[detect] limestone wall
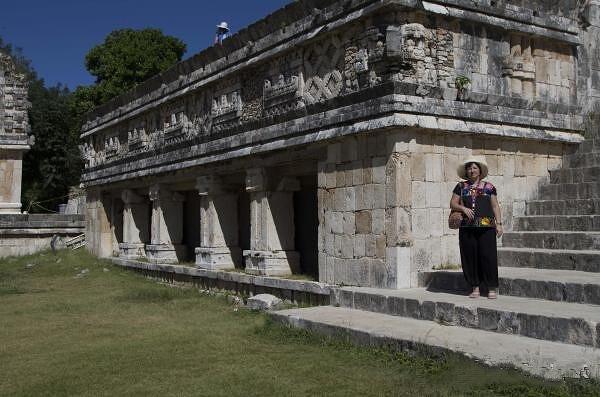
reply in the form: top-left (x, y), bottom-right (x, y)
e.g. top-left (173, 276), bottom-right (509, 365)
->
top-left (318, 131), bottom-right (567, 288)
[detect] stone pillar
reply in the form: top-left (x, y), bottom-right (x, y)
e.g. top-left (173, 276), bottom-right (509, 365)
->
top-left (0, 147), bottom-right (27, 213)
top-left (146, 184), bottom-right (186, 263)
top-left (119, 189), bottom-right (150, 259)
top-left (243, 168), bottom-right (300, 276)
top-left (195, 175), bottom-right (241, 270)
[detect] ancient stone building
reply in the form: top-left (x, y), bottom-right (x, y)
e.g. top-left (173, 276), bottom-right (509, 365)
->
top-left (0, 51), bottom-right (31, 213)
top-left (81, 0), bottom-right (599, 289)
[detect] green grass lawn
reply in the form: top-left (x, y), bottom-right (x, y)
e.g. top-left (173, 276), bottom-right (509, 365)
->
top-left (0, 250), bottom-right (598, 397)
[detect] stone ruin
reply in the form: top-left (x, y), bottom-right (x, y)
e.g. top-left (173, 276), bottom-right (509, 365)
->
top-left (0, 51), bottom-right (31, 214)
top-left (0, 52), bottom-right (85, 258)
top-left (80, 0), bottom-right (600, 289)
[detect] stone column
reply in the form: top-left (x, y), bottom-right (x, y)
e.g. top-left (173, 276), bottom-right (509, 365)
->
top-left (243, 168), bottom-right (300, 276)
top-left (0, 146), bottom-right (28, 213)
top-left (195, 175), bottom-right (241, 270)
top-left (119, 189), bottom-right (150, 259)
top-left (146, 184), bottom-right (186, 263)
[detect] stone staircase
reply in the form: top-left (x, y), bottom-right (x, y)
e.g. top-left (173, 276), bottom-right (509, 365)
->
top-left (270, 138), bottom-right (600, 379)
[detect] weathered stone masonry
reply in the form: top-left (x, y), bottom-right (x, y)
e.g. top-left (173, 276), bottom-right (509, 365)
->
top-left (81, 0), bottom-right (599, 288)
top-left (0, 51), bottom-right (31, 214)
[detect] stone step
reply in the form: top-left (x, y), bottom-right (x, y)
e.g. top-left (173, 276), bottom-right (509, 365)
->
top-left (526, 199), bottom-right (600, 215)
top-left (498, 247), bottom-right (600, 272)
top-left (539, 182), bottom-right (600, 200)
top-left (331, 287), bottom-right (600, 348)
top-left (565, 152), bottom-right (600, 168)
top-left (419, 267), bottom-right (600, 305)
top-left (502, 231), bottom-right (600, 250)
top-left (514, 215), bottom-right (600, 231)
top-left (550, 166), bottom-right (600, 184)
top-left (270, 306), bottom-right (600, 379)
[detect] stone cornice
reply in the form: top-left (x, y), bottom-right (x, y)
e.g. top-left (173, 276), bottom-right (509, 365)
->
top-left (81, 92), bottom-right (583, 187)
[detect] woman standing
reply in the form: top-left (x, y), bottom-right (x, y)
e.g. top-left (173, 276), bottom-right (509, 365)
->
top-left (450, 157), bottom-right (503, 299)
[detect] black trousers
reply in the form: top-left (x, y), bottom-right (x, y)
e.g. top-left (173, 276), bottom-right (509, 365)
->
top-left (459, 227), bottom-right (498, 288)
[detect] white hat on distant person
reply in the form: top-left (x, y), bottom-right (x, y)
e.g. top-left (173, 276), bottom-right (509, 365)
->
top-left (216, 22), bottom-right (229, 32)
top-left (457, 156), bottom-right (488, 180)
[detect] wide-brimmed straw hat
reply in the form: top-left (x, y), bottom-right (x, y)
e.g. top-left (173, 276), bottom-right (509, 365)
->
top-left (457, 156), bottom-right (488, 180)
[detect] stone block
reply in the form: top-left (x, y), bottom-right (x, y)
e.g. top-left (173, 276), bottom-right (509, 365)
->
top-left (372, 157), bottom-right (387, 184)
top-left (412, 182), bottom-right (426, 209)
top-left (425, 182), bottom-right (442, 208)
top-left (343, 212), bottom-right (355, 235)
top-left (363, 184), bottom-right (375, 209)
top-left (246, 294), bottom-right (282, 310)
top-left (331, 211), bottom-right (343, 234)
top-left (428, 208), bottom-right (444, 237)
top-left (372, 209), bottom-right (385, 235)
top-left (354, 234), bottom-right (366, 258)
top-left (348, 259), bottom-right (370, 286)
top-left (325, 232), bottom-right (335, 255)
top-left (341, 235), bottom-right (354, 259)
top-left (373, 184), bottom-right (386, 209)
top-left (387, 246), bottom-right (412, 288)
top-left (355, 210), bottom-right (372, 234)
top-left (411, 153), bottom-right (426, 181)
top-left (365, 235), bottom-right (377, 257)
top-left (352, 162), bottom-right (364, 185)
top-left (375, 235), bottom-right (386, 259)
top-left (412, 209), bottom-right (429, 239)
top-left (336, 167), bottom-right (347, 187)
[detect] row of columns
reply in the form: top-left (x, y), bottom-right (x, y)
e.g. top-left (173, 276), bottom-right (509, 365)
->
top-left (117, 168), bottom-right (300, 276)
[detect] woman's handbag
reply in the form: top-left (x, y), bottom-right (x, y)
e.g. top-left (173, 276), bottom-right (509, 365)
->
top-left (448, 210), bottom-right (463, 229)
top-left (448, 193), bottom-right (464, 229)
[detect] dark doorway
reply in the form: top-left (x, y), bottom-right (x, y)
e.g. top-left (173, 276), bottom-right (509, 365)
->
top-left (183, 191), bottom-right (201, 262)
top-left (237, 190), bottom-right (251, 269)
top-left (294, 176), bottom-right (318, 278)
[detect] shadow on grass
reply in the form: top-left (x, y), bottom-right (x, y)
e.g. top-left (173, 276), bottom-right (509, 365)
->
top-left (118, 285), bottom-right (200, 303)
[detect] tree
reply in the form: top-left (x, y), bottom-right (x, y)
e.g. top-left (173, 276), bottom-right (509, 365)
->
top-left (83, 28), bottom-right (186, 104)
top-left (23, 81), bottom-right (81, 212)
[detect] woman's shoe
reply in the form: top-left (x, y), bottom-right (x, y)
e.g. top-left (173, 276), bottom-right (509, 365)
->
top-left (488, 290), bottom-right (497, 299)
top-left (469, 288), bottom-right (480, 298)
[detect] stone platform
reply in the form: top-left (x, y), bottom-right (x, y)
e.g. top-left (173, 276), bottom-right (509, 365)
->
top-left (112, 258), bottom-right (331, 306)
top-left (270, 306), bottom-right (600, 380)
top-left (0, 214), bottom-right (86, 257)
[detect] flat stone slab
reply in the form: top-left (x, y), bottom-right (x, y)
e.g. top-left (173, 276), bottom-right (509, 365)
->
top-left (332, 287), bottom-right (600, 347)
top-left (270, 306), bottom-right (600, 379)
top-left (421, 267), bottom-right (600, 304)
top-left (503, 231), bottom-right (600, 250)
top-left (247, 294), bottom-right (282, 310)
top-left (498, 247), bottom-right (600, 272)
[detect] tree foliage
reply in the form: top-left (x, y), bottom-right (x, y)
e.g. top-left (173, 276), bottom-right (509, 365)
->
top-left (23, 81), bottom-right (82, 212)
top-left (83, 28), bottom-right (186, 104)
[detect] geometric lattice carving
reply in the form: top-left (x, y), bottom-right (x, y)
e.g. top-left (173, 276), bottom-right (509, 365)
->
top-left (303, 34), bottom-right (344, 104)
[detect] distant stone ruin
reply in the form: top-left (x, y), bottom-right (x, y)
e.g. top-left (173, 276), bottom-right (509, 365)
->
top-left (0, 53), bottom-right (85, 257)
top-left (80, 0), bottom-right (600, 288)
top-left (0, 51), bottom-right (31, 214)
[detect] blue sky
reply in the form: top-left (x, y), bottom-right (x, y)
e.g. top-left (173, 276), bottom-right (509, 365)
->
top-left (1, 0), bottom-right (291, 89)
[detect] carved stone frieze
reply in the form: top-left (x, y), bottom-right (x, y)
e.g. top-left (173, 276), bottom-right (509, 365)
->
top-left (303, 33), bottom-right (345, 104)
top-left (212, 90), bottom-right (242, 132)
top-left (0, 52), bottom-right (30, 135)
top-left (263, 74), bottom-right (305, 117)
top-left (127, 119), bottom-right (148, 154)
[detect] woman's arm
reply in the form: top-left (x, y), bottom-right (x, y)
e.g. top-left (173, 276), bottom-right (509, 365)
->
top-left (450, 193), bottom-right (474, 220)
top-left (491, 195), bottom-right (503, 237)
